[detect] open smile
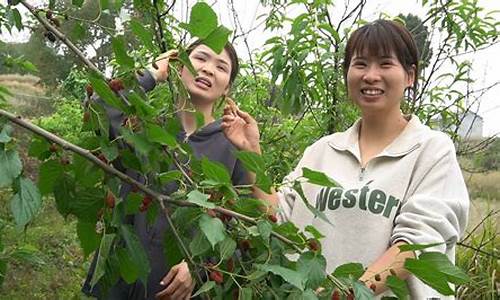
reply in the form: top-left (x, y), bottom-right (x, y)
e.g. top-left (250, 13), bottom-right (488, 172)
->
top-left (361, 88), bottom-right (384, 96)
top-left (194, 77), bottom-right (212, 89)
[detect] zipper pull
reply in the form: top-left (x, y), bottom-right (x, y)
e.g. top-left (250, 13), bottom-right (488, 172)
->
top-left (359, 167), bottom-right (365, 181)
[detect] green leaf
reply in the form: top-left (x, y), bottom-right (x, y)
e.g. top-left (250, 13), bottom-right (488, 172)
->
top-left (353, 280), bottom-right (375, 300)
top-left (232, 198), bottom-right (267, 218)
top-left (90, 233), bottom-right (115, 287)
top-left (417, 252), bottom-right (469, 284)
top-left (88, 73), bottom-right (125, 111)
top-left (10, 178), bottom-right (41, 229)
top-left (182, 2), bottom-right (218, 39)
top-left (257, 219), bottom-right (272, 245)
top-left (305, 225), bottom-right (325, 240)
top-left (0, 124), bottom-right (13, 143)
top-left (129, 19), bottom-right (155, 52)
top-left (11, 8), bottom-right (22, 31)
top-left (386, 275), bottom-right (409, 300)
top-left (293, 181), bottom-right (334, 227)
top-left (38, 159), bottom-right (64, 195)
top-left (77, 221), bottom-right (101, 258)
top-left (398, 242), bottom-right (444, 252)
top-left (192, 281), bottom-right (216, 298)
top-left (199, 214), bottom-right (226, 249)
top-left (201, 157), bottom-right (231, 184)
top-left (120, 225), bottom-right (151, 287)
top-left (0, 148), bottom-right (22, 188)
top-left (297, 252), bottom-right (326, 289)
top-left (121, 129), bottom-right (154, 155)
top-left (72, 0), bottom-right (84, 7)
top-left (128, 92), bottom-right (156, 118)
top-left (255, 171), bottom-right (273, 194)
top-left (302, 167), bottom-right (338, 188)
top-left (116, 247), bottom-right (140, 284)
top-left (177, 48), bottom-right (197, 76)
top-left (159, 170), bottom-right (182, 185)
top-left (112, 36), bottom-right (135, 69)
top-left (218, 237), bottom-right (236, 260)
top-left (404, 258), bottom-right (454, 295)
top-left (202, 26), bottom-right (231, 54)
top-left (53, 176), bottom-right (75, 216)
top-left (28, 137), bottom-right (50, 160)
top-left (235, 150), bottom-right (265, 173)
top-left (163, 230), bottom-right (184, 266)
top-left (256, 264), bottom-right (305, 291)
top-left (11, 244), bottom-right (44, 265)
top-left (189, 230), bottom-right (211, 257)
top-left (145, 123), bottom-right (178, 148)
top-left (239, 287), bottom-right (253, 300)
top-left (332, 262), bottom-right (364, 280)
top-left (187, 190), bottom-right (215, 209)
top-left (71, 189), bottom-right (104, 223)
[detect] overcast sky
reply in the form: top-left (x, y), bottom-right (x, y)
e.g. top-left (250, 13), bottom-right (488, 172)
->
top-left (2, 0), bottom-right (499, 136)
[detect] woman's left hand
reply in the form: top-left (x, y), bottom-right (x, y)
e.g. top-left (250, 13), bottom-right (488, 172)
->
top-left (221, 101), bottom-right (261, 154)
top-left (155, 261), bottom-right (194, 300)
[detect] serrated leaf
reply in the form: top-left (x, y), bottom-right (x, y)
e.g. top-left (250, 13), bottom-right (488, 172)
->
top-left (53, 176), bottom-right (74, 216)
top-left (305, 225), bottom-right (325, 240)
top-left (121, 225), bottom-right (150, 287)
top-left (293, 181), bottom-right (334, 227)
top-left (199, 214), bottom-right (226, 249)
top-left (116, 247), bottom-right (139, 284)
top-left (183, 2), bottom-right (217, 39)
top-left (11, 244), bottom-right (44, 265)
top-left (187, 190), bottom-right (215, 208)
top-left (404, 258), bottom-right (454, 295)
top-left (332, 262), bottom-right (364, 280)
top-left (386, 275), bottom-right (409, 300)
top-left (235, 150), bottom-right (265, 173)
top-left (159, 170), bottom-right (182, 185)
top-left (128, 91), bottom-right (156, 118)
top-left (192, 281), bottom-right (216, 298)
top-left (145, 123), bottom-right (177, 148)
top-left (0, 148), bottom-right (22, 188)
top-left (256, 264), bottom-right (306, 291)
top-left (218, 237), bottom-right (236, 260)
top-left (418, 252), bottom-right (469, 284)
top-left (177, 48), bottom-right (197, 76)
top-left (77, 220), bottom-right (101, 258)
top-left (71, 21), bottom-right (86, 40)
top-left (28, 138), bottom-right (50, 160)
top-left (10, 178), bottom-right (41, 229)
top-left (38, 159), bottom-right (63, 195)
top-left (90, 233), bottom-right (115, 287)
top-left (0, 124), bottom-right (12, 143)
top-left (163, 229), bottom-right (184, 266)
top-left (297, 252), bottom-right (326, 289)
top-left (203, 25), bottom-right (231, 54)
top-left (121, 129), bottom-right (154, 155)
top-left (11, 8), bottom-right (22, 31)
top-left (256, 170), bottom-right (273, 194)
top-left (302, 167), bottom-right (338, 187)
top-left (88, 73), bottom-right (125, 111)
top-left (201, 157), bottom-right (231, 184)
top-left (130, 19), bottom-right (155, 52)
top-left (257, 220), bottom-right (272, 245)
top-left (353, 280), bottom-right (375, 300)
top-left (71, 188), bottom-right (104, 223)
top-left (239, 287), bottom-right (253, 300)
top-left (189, 230), bottom-right (211, 257)
top-left (112, 36), bottom-right (135, 69)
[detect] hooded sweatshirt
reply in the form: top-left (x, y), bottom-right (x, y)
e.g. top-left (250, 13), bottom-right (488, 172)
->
top-left (82, 70), bottom-right (247, 299)
top-left (277, 115), bottom-right (469, 299)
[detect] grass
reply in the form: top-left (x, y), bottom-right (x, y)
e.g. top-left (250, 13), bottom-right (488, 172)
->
top-left (0, 192), bottom-right (91, 300)
top-left (464, 170), bottom-right (500, 201)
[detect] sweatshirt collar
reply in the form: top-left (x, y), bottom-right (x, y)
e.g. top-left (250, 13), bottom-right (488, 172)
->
top-left (328, 114), bottom-right (424, 159)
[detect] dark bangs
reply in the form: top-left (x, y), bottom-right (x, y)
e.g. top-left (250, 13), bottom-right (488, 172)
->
top-left (343, 20), bottom-right (419, 86)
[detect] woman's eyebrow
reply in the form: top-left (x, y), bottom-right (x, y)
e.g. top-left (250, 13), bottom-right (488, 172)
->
top-left (196, 50), bottom-right (230, 66)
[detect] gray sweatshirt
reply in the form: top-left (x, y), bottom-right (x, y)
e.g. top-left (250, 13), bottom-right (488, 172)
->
top-left (277, 115), bottom-right (469, 299)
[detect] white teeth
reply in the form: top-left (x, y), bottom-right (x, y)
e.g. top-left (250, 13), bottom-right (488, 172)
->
top-left (196, 78), bottom-right (212, 87)
top-left (362, 89), bottom-right (383, 95)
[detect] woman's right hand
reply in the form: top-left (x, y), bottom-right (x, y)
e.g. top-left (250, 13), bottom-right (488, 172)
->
top-left (221, 102), bottom-right (261, 154)
top-left (149, 50), bottom-right (178, 82)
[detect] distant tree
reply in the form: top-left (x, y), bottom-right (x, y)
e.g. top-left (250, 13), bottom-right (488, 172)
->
top-left (398, 13), bottom-right (432, 70)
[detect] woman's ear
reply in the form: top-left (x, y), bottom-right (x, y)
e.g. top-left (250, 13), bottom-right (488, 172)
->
top-left (407, 64), bottom-right (416, 88)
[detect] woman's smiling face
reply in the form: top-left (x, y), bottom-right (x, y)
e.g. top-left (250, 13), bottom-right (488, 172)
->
top-left (347, 51), bottom-right (415, 114)
top-left (181, 44), bottom-right (232, 105)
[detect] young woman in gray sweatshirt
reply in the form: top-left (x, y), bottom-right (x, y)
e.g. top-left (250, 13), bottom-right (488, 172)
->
top-left (222, 20), bottom-right (469, 299)
top-left (82, 41), bottom-right (248, 300)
